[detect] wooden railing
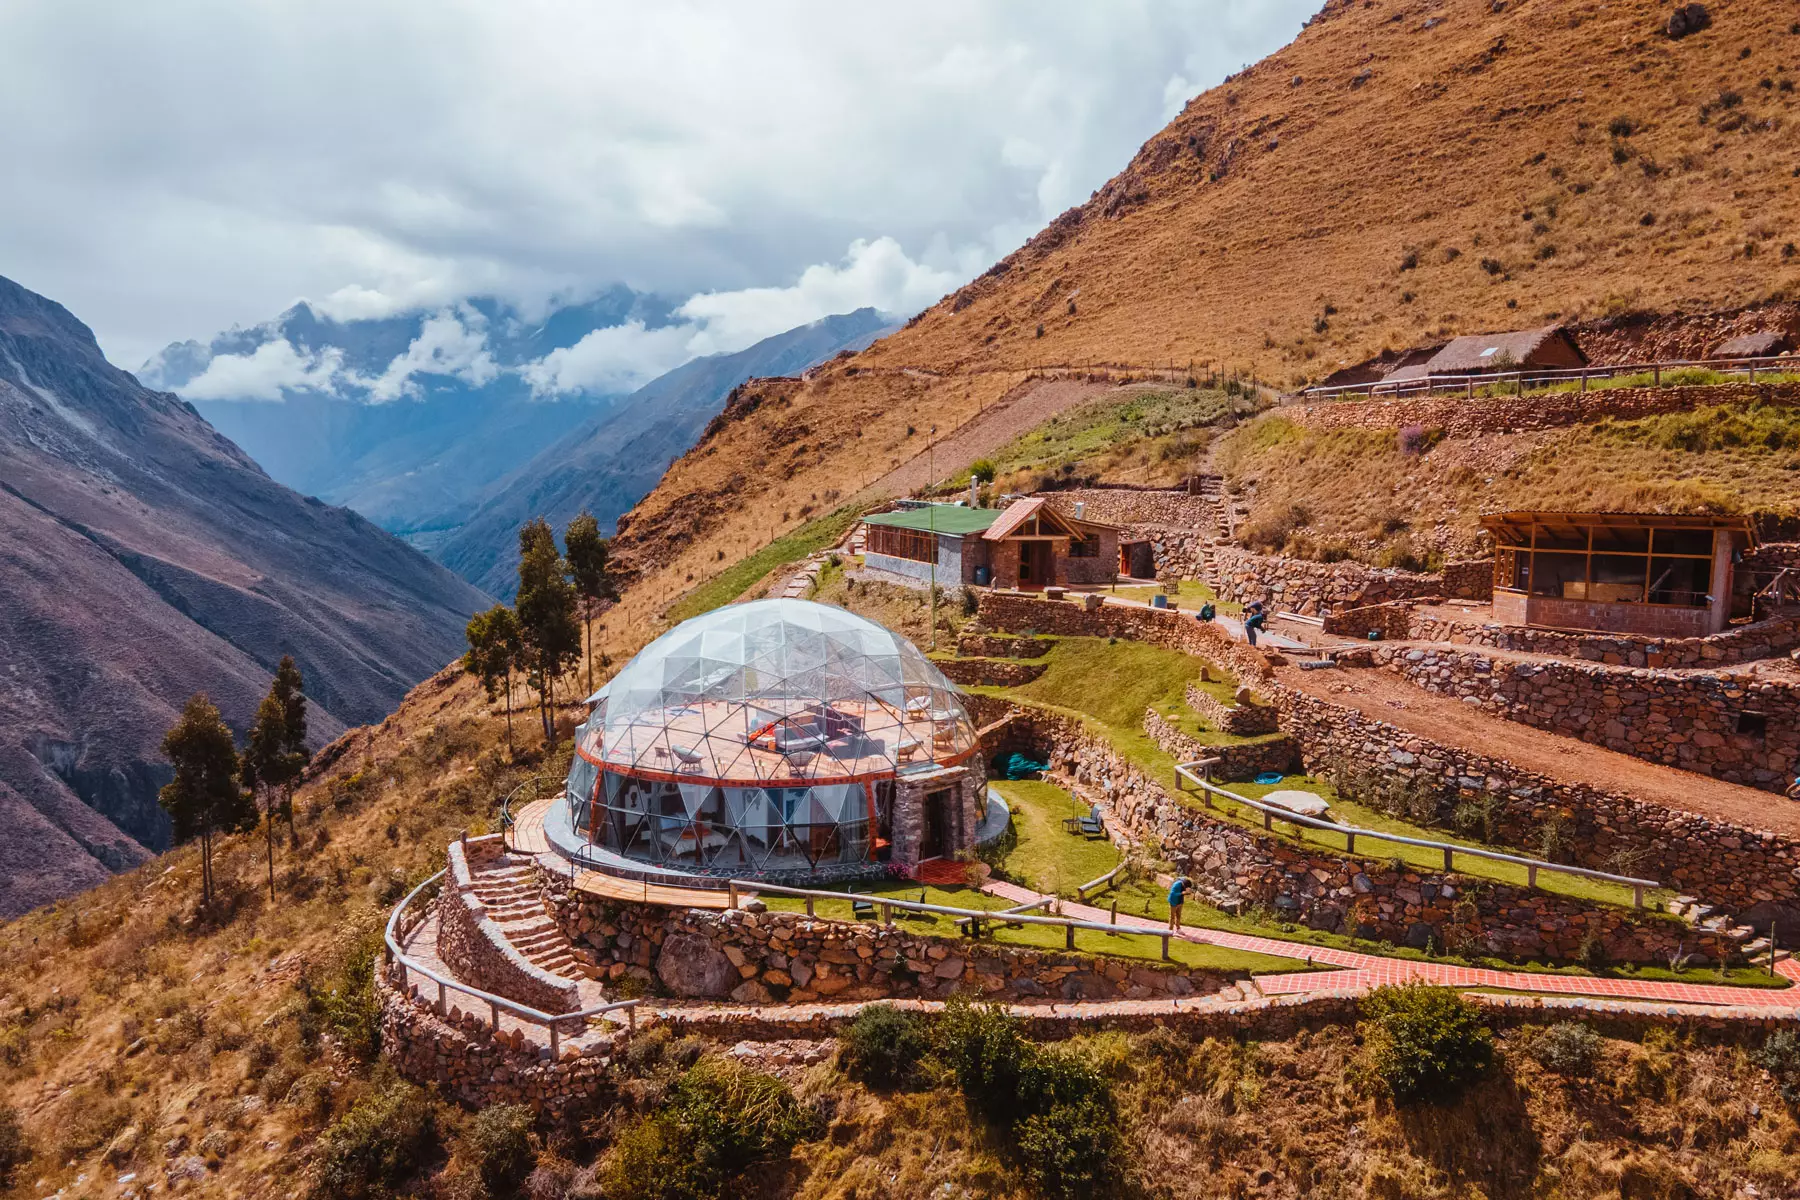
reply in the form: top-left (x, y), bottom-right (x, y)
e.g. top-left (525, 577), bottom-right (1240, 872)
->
top-left (383, 870), bottom-right (641, 1057)
top-left (1173, 762), bottom-right (1659, 908)
top-left (730, 879), bottom-right (1184, 961)
top-left (1300, 354), bottom-right (1798, 402)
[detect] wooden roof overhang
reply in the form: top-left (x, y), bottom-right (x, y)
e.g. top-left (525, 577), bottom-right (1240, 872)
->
top-left (984, 497), bottom-right (1119, 542)
top-left (1480, 510), bottom-right (1756, 551)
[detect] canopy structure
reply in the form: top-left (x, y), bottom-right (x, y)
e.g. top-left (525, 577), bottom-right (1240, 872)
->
top-left (564, 599), bottom-right (979, 875)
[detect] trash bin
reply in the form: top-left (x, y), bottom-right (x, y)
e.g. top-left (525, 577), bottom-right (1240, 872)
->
top-left (973, 565), bottom-right (991, 586)
top-left (1151, 594), bottom-right (1168, 609)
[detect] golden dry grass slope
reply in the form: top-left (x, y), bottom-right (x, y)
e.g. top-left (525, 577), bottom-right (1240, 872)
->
top-left (606, 0), bottom-right (1800, 637)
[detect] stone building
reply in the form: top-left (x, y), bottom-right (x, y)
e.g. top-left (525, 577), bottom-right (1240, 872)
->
top-left (549, 599), bottom-right (990, 882)
top-left (862, 497), bottom-right (1120, 589)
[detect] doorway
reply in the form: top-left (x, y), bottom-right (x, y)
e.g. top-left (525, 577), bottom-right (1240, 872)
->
top-left (1018, 541), bottom-right (1053, 589)
top-left (920, 789), bottom-right (951, 859)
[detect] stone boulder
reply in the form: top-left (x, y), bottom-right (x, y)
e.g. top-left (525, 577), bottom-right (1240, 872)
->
top-left (655, 933), bottom-right (738, 998)
top-left (1667, 3), bottom-right (1709, 37)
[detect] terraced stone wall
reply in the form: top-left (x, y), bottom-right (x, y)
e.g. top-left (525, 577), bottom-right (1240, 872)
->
top-left (1142, 708), bottom-right (1296, 779)
top-left (1288, 381), bottom-right (1800, 439)
top-left (1373, 645), bottom-right (1800, 793)
top-left (438, 838), bottom-right (581, 1015)
top-left (1206, 546), bottom-right (1471, 615)
top-left (936, 657), bottom-right (1047, 687)
top-left (984, 703), bottom-right (1720, 964)
top-left (1270, 685), bottom-right (1800, 928)
top-left (976, 591), bottom-right (1276, 685)
top-left (1184, 681), bottom-right (1281, 735)
top-left (540, 876), bottom-right (1236, 1004)
top-left (1408, 610), bottom-right (1800, 670)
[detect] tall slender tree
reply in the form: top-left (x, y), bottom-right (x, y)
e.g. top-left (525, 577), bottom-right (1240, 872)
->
top-left (514, 518), bottom-right (581, 749)
top-left (269, 655), bottom-right (310, 834)
top-left (464, 604), bottom-right (523, 755)
top-left (159, 694), bottom-right (256, 906)
top-left (563, 510), bottom-right (619, 697)
top-left (241, 693), bottom-right (287, 900)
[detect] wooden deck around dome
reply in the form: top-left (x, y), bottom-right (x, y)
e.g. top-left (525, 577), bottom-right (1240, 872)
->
top-left (511, 794), bottom-right (733, 909)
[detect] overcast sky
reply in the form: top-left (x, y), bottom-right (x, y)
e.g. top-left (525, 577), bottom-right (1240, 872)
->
top-left (0, 1), bottom-right (1316, 374)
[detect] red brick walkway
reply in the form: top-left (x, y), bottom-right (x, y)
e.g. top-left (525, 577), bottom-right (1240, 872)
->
top-left (982, 879), bottom-right (1800, 1007)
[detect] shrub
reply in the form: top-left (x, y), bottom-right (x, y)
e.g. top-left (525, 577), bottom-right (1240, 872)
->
top-left (1531, 1022), bottom-right (1603, 1076)
top-left (0, 1103), bottom-right (28, 1188)
top-left (301, 925), bottom-right (384, 1063)
top-left (308, 1078), bottom-right (438, 1199)
top-left (1398, 423), bottom-right (1428, 455)
top-left (466, 1104), bottom-right (535, 1194)
top-left (935, 995), bottom-right (1029, 1116)
top-left (969, 458), bottom-right (997, 484)
top-left (1359, 985), bottom-right (1494, 1104)
top-left (1480, 257), bottom-right (1505, 276)
top-left (599, 1057), bottom-right (817, 1200)
top-left (1608, 114), bottom-right (1638, 137)
top-left (839, 1004), bottom-right (930, 1089)
top-left (1755, 1030), bottom-right (1800, 1104)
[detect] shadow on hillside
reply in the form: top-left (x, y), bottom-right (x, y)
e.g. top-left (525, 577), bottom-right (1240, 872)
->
top-left (1393, 1070), bottom-right (1541, 1200)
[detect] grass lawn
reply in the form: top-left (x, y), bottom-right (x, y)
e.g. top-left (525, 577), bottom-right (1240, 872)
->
top-left (664, 502), bottom-right (866, 623)
top-left (1111, 579), bottom-right (1241, 615)
top-left (988, 778), bottom-right (1120, 898)
top-left (990, 636), bottom-right (1213, 730)
top-left (758, 880), bottom-right (1295, 974)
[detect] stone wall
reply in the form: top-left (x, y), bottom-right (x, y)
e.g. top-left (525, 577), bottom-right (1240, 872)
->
top-left (540, 876), bottom-right (1237, 1004)
top-left (956, 632), bottom-right (1053, 658)
top-left (1289, 381), bottom-right (1800, 439)
top-left (1266, 683), bottom-right (1800, 927)
top-left (1373, 645), bottom-right (1800, 792)
top-left (984, 703), bottom-right (1716, 964)
top-left (1410, 609), bottom-right (1800, 670)
top-left (438, 839), bottom-right (582, 1015)
top-left (378, 969), bottom-right (615, 1115)
top-left (1206, 546), bottom-right (1457, 615)
top-left (1035, 490), bottom-right (1218, 580)
top-left (1322, 599), bottom-right (1418, 641)
top-left (1185, 681), bottom-right (1281, 735)
top-left (1143, 708), bottom-right (1296, 779)
top-left (936, 657), bottom-right (1048, 687)
top-left (1440, 559), bottom-right (1496, 601)
top-left (975, 591), bottom-right (1276, 686)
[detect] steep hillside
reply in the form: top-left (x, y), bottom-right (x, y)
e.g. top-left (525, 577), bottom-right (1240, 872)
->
top-left (439, 308), bottom-right (894, 598)
top-left (598, 0), bottom-right (1800, 634)
top-left (0, 275), bottom-right (492, 916)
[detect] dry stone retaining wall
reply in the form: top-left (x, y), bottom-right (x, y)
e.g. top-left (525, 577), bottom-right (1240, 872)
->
top-left (1409, 609), bottom-right (1800, 670)
top-left (1206, 546), bottom-right (1487, 614)
top-left (936, 657), bottom-right (1047, 687)
top-left (1185, 681), bottom-right (1281, 736)
top-left (438, 839), bottom-right (581, 1014)
top-left (1143, 708), bottom-right (1297, 779)
top-left (540, 876), bottom-right (1236, 1004)
top-left (1373, 645), bottom-right (1800, 793)
top-left (981, 702), bottom-right (1716, 964)
top-left (976, 591), bottom-right (1276, 686)
top-left (1268, 685), bottom-right (1800, 927)
top-left (1288, 381), bottom-right (1800, 439)
top-left (956, 632), bottom-right (1052, 658)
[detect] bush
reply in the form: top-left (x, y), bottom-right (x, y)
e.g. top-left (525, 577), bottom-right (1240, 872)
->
top-left (303, 927), bottom-right (384, 1062)
top-left (1359, 985), bottom-right (1494, 1104)
top-left (969, 458), bottom-right (997, 484)
top-left (1531, 1022), bottom-right (1602, 1076)
top-left (839, 1004), bottom-right (930, 1089)
top-left (308, 1078), bottom-right (438, 1199)
top-left (1755, 1030), bottom-right (1800, 1104)
top-left (466, 1104), bottom-right (535, 1193)
top-left (0, 1103), bottom-right (28, 1188)
top-left (935, 995), bottom-right (1030, 1117)
top-left (599, 1057), bottom-right (817, 1200)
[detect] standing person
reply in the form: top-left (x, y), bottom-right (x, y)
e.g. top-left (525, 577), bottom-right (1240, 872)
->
top-left (1243, 600), bottom-right (1268, 647)
top-left (1167, 875), bottom-right (1189, 932)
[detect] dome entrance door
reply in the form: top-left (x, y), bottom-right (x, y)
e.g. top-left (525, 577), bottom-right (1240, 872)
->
top-left (921, 788), bottom-right (952, 859)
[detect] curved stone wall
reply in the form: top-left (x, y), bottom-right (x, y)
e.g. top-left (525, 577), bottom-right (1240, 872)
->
top-left (438, 838), bottom-right (582, 1014)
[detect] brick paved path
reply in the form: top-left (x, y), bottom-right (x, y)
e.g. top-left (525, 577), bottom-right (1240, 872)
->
top-left (982, 879), bottom-right (1800, 1007)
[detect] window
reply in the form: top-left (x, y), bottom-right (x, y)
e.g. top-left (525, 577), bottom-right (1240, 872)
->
top-left (1494, 522), bottom-right (1721, 608)
top-left (1735, 711), bottom-right (1769, 738)
top-left (865, 524), bottom-right (937, 564)
top-left (1068, 536), bottom-right (1100, 558)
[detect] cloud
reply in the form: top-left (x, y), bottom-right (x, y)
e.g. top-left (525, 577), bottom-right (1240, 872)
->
top-left (359, 308), bottom-right (499, 403)
top-left (0, 2), bottom-right (1318, 369)
top-left (178, 338), bottom-right (345, 402)
top-left (520, 320), bottom-right (694, 396)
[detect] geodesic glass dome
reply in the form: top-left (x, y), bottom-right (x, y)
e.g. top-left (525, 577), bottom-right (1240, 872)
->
top-left (564, 599), bottom-right (977, 873)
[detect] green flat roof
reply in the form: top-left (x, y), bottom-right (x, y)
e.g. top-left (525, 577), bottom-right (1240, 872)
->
top-left (862, 506), bottom-right (1000, 536)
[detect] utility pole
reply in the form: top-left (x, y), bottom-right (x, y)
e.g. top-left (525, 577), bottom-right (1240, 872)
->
top-left (928, 425), bottom-right (938, 649)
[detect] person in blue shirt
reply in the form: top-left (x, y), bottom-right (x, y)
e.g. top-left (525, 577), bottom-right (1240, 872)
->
top-left (1167, 876), bottom-right (1189, 931)
top-left (1197, 601), bottom-right (1216, 622)
top-left (1243, 600), bottom-right (1268, 647)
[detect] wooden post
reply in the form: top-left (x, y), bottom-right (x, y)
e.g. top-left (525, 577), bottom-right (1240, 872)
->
top-left (550, 1023), bottom-right (560, 1059)
top-left (1654, 365), bottom-right (1661, 386)
top-left (879, 903), bottom-right (891, 925)
top-left (728, 881), bottom-right (739, 910)
top-left (1527, 864), bottom-right (1538, 889)
top-left (1066, 923), bottom-right (1076, 950)
top-left (489, 1000), bottom-right (499, 1030)
top-left (1263, 810), bottom-right (1273, 831)
top-left (1580, 370), bottom-right (1587, 393)
top-left (805, 896), bottom-right (815, 917)
top-left (628, 1005), bottom-right (638, 1032)
top-left (436, 980), bottom-right (446, 1015)
top-left (1110, 899), bottom-right (1119, 926)
top-left (1161, 933), bottom-right (1172, 962)
top-left (1442, 847), bottom-right (1454, 872)
top-left (1345, 831), bottom-right (1356, 854)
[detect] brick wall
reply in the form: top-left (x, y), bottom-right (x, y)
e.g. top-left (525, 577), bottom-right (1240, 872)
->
top-left (1373, 645), bottom-right (1800, 793)
top-left (437, 839), bottom-right (582, 1015)
top-left (1289, 381), bottom-right (1800, 439)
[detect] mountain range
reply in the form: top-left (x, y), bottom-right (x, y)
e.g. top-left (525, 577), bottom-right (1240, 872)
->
top-left (0, 274), bottom-right (492, 917)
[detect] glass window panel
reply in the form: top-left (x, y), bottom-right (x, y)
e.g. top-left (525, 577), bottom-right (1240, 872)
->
top-left (1590, 554), bottom-right (1648, 603)
top-left (1527, 551), bottom-right (1588, 598)
top-left (1648, 557), bottom-right (1711, 606)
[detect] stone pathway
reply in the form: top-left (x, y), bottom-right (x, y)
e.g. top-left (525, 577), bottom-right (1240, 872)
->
top-left (981, 878), bottom-right (1800, 1007)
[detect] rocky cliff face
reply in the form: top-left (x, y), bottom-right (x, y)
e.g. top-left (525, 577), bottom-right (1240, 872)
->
top-left (0, 274), bottom-right (493, 915)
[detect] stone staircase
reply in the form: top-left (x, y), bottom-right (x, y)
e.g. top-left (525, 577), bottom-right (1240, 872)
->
top-left (1667, 895), bottom-right (1787, 963)
top-left (469, 856), bottom-right (588, 980)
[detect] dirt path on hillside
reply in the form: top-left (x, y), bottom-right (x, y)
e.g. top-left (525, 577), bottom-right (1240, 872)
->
top-left (854, 378), bottom-right (1115, 498)
top-left (1278, 662), bottom-right (1800, 840)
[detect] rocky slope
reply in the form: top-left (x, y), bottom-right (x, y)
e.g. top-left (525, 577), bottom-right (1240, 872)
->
top-left (438, 308), bottom-right (894, 598)
top-left (0, 274), bottom-right (492, 916)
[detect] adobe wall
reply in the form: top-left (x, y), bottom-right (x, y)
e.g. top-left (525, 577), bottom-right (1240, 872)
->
top-left (1373, 646), bottom-right (1800, 793)
top-left (983, 702), bottom-right (1716, 964)
top-left (1207, 546), bottom-right (1490, 615)
top-left (540, 877), bottom-right (1237, 1004)
top-left (1268, 685), bottom-right (1800, 927)
top-left (1288, 381), bottom-right (1800, 439)
top-left (438, 839), bottom-right (582, 1015)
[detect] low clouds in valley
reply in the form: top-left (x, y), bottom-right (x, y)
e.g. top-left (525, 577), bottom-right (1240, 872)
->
top-left (0, 1), bottom-right (1316, 387)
